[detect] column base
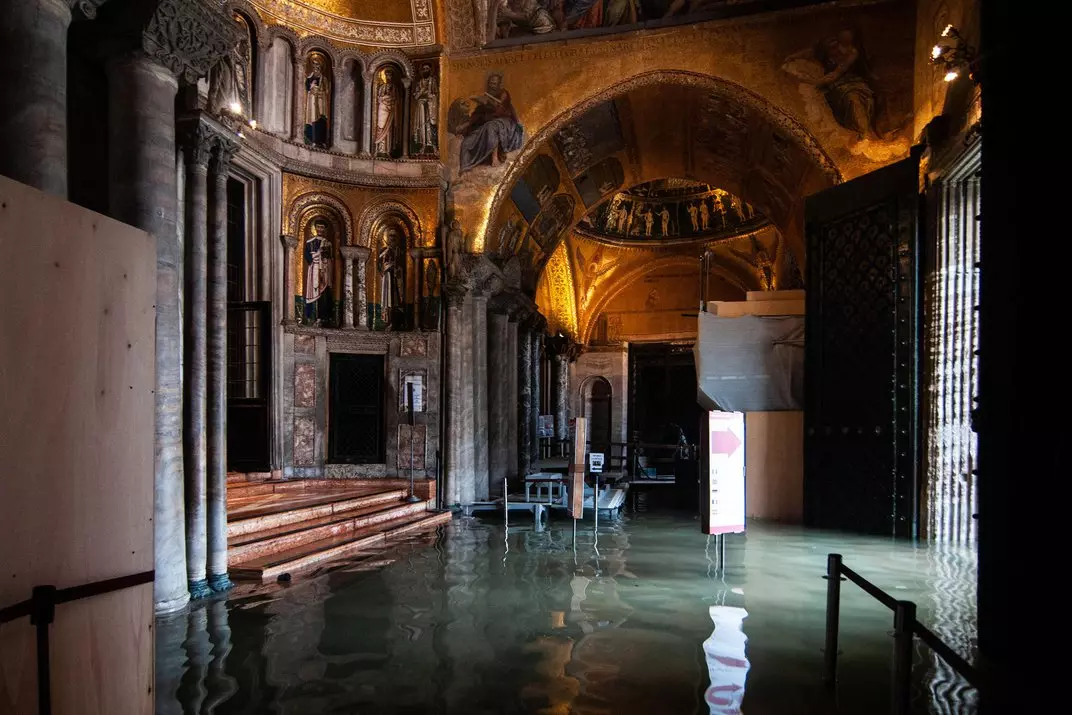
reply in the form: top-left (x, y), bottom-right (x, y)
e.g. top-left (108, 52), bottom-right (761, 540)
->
top-left (153, 591), bottom-right (191, 615)
top-left (188, 579), bottom-right (212, 600)
top-left (208, 573), bottom-right (234, 593)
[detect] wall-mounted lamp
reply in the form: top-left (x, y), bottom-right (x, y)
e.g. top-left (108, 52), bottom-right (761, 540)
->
top-left (930, 24), bottom-right (978, 83)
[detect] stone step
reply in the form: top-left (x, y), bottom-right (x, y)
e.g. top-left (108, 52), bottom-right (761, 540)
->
top-left (228, 499), bottom-right (432, 564)
top-left (227, 488), bottom-right (407, 538)
top-left (230, 510), bottom-right (452, 583)
top-left (226, 478), bottom-right (349, 499)
top-left (227, 471), bottom-right (272, 485)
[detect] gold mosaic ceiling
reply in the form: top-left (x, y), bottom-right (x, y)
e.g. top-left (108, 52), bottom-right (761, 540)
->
top-left (577, 179), bottom-right (768, 245)
top-left (249, 0), bottom-right (434, 47)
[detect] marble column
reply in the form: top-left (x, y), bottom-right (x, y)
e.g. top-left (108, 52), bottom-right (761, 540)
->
top-left (487, 308), bottom-right (510, 495)
top-left (506, 316), bottom-right (520, 478)
top-left (181, 124), bottom-right (212, 601)
top-left (554, 353), bottom-right (570, 448)
top-left (0, 0), bottom-right (72, 196)
top-left (361, 72), bottom-right (374, 155)
top-left (530, 330), bottom-right (541, 463)
top-left (517, 321), bottom-right (533, 476)
top-left (207, 138), bottom-right (236, 593)
top-left (107, 52), bottom-right (187, 613)
top-left (401, 78), bottom-right (412, 158)
top-left (291, 55), bottom-right (304, 141)
top-left (444, 287), bottom-right (472, 505)
top-left (281, 235), bottom-right (298, 324)
top-left (340, 246), bottom-right (358, 328)
top-left (471, 291), bottom-right (490, 501)
top-left (355, 246), bottom-right (370, 328)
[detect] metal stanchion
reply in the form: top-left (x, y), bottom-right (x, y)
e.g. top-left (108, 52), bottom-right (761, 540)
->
top-left (593, 471), bottom-right (599, 533)
top-left (892, 600), bottom-right (916, 715)
top-left (405, 383), bottom-right (420, 503)
top-left (503, 477), bottom-right (509, 525)
top-left (823, 553), bottom-right (843, 687)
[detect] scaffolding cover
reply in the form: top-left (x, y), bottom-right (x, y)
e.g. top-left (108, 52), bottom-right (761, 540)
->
top-left (693, 313), bottom-right (804, 412)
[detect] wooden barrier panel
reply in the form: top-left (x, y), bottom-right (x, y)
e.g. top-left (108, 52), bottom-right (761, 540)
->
top-left (570, 417), bottom-right (587, 518)
top-left (0, 176), bottom-right (155, 715)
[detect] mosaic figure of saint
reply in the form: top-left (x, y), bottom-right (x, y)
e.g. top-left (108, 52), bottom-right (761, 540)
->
top-left (688, 202), bottom-right (700, 232)
top-left (450, 72), bottom-right (524, 172)
top-left (378, 227), bottom-right (405, 328)
top-left (411, 63), bottom-right (439, 156)
top-left (304, 53), bottom-right (331, 147)
top-left (659, 205), bottom-right (671, 236)
top-left (699, 199), bottom-right (710, 231)
top-left (375, 66), bottom-right (403, 158)
top-left (208, 13), bottom-right (252, 118)
top-left (303, 220), bottom-right (334, 324)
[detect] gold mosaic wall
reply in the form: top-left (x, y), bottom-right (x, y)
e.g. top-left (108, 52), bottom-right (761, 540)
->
top-left (442, 1), bottom-right (915, 252)
top-left (249, 0), bottom-right (435, 48)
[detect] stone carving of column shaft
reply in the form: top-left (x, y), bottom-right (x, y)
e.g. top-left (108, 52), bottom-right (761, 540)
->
top-left (292, 55), bottom-right (304, 141)
top-left (281, 235), bottom-right (298, 323)
top-left (107, 51), bottom-right (188, 614)
top-left (517, 321), bottom-right (533, 476)
top-left (180, 122), bottom-right (213, 600)
top-left (104, 0), bottom-right (240, 615)
top-left (0, 0), bottom-right (72, 196)
top-left (471, 290), bottom-right (490, 501)
top-left (506, 316), bottom-right (520, 479)
top-left (340, 245), bottom-right (362, 329)
top-left (531, 329), bottom-right (541, 462)
top-left (355, 247), bottom-right (370, 328)
top-left (487, 308), bottom-right (510, 494)
top-left (444, 286), bottom-right (472, 505)
top-left (401, 77), bottom-right (412, 159)
top-left (554, 353), bottom-right (570, 446)
top-left (361, 72), bottom-right (374, 155)
top-left (207, 135), bottom-right (237, 593)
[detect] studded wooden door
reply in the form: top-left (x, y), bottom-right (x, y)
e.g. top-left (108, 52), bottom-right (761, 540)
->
top-left (804, 152), bottom-right (922, 537)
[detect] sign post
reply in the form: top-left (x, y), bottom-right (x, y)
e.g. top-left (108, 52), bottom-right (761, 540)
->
top-left (702, 411), bottom-right (745, 535)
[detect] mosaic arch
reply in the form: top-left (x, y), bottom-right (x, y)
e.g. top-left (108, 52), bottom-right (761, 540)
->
top-left (578, 254), bottom-right (756, 344)
top-left (286, 191), bottom-right (355, 244)
top-left (481, 70), bottom-right (843, 264)
top-left (357, 199), bottom-right (423, 248)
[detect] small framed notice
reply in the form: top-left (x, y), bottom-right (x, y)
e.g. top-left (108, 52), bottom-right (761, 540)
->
top-left (588, 452), bottom-right (604, 473)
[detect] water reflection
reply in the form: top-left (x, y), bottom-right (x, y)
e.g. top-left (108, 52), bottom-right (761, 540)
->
top-left (156, 516), bottom-right (978, 714)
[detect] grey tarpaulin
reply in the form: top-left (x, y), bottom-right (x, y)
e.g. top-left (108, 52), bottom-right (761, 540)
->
top-left (693, 313), bottom-right (804, 412)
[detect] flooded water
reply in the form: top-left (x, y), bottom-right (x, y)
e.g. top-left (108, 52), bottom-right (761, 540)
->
top-left (156, 512), bottom-right (978, 714)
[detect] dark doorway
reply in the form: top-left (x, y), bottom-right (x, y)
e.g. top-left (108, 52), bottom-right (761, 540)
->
top-left (227, 302), bottom-right (271, 472)
top-left (803, 151), bottom-right (921, 537)
top-left (628, 343), bottom-right (702, 510)
top-left (329, 353), bottom-right (385, 464)
top-left (588, 378), bottom-right (612, 452)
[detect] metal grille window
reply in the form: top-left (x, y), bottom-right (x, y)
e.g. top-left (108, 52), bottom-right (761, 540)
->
top-left (227, 303), bottom-right (266, 400)
top-left (924, 143), bottom-right (981, 545)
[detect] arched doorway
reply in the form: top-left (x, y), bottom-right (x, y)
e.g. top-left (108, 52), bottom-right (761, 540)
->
top-left (588, 377), bottom-right (612, 452)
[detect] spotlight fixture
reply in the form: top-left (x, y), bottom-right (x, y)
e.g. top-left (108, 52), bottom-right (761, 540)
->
top-left (230, 101), bottom-right (243, 115)
top-left (249, 119), bottom-right (257, 130)
top-left (930, 24), bottom-right (978, 83)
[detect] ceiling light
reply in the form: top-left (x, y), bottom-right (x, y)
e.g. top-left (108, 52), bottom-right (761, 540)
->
top-left (230, 101), bottom-right (242, 115)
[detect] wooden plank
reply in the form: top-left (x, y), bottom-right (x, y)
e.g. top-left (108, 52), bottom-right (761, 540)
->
top-left (0, 176), bottom-right (155, 715)
top-left (570, 418), bottom-right (587, 518)
top-left (745, 412), bottom-right (804, 522)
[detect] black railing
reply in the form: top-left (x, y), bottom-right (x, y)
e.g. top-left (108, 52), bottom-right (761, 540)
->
top-left (0, 571), bottom-right (155, 715)
top-left (823, 553), bottom-right (981, 714)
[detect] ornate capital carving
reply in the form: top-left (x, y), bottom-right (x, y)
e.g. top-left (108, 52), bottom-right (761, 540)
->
top-left (71, 0), bottom-right (108, 21)
top-left (281, 234), bottom-right (298, 251)
top-left (180, 120), bottom-right (214, 169)
top-left (210, 133), bottom-right (239, 176)
top-left (340, 245), bottom-right (369, 261)
top-left (444, 280), bottom-right (468, 308)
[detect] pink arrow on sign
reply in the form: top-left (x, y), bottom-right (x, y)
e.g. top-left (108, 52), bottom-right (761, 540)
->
top-left (711, 429), bottom-right (742, 456)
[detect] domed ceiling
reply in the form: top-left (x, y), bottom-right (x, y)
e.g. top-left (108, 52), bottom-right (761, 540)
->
top-left (249, 0), bottom-right (435, 47)
top-left (576, 179), bottom-right (767, 245)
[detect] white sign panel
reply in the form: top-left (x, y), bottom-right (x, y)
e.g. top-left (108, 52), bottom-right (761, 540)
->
top-left (702, 605), bottom-right (750, 714)
top-left (588, 452), bottom-right (604, 473)
top-left (401, 374), bottom-right (424, 412)
top-left (706, 411), bottom-right (745, 535)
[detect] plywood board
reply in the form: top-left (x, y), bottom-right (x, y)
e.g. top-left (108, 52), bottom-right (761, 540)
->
top-left (570, 417), bottom-right (587, 518)
top-left (744, 412), bottom-right (804, 522)
top-left (0, 175), bottom-right (155, 715)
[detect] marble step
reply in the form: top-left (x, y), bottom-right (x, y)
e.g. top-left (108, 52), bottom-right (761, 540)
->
top-left (226, 478), bottom-right (349, 498)
top-left (230, 510), bottom-right (452, 582)
top-left (227, 488), bottom-right (407, 538)
top-left (228, 499), bottom-right (431, 564)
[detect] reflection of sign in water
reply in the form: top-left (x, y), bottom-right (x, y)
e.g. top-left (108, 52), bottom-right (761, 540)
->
top-left (537, 415), bottom-right (555, 438)
top-left (401, 374), bottom-right (424, 412)
top-left (588, 452), bottom-right (604, 473)
top-left (706, 411), bottom-right (745, 535)
top-left (703, 606), bottom-right (750, 714)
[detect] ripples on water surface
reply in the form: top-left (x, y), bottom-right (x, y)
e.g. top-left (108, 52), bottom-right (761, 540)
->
top-left (157, 512), bottom-right (978, 714)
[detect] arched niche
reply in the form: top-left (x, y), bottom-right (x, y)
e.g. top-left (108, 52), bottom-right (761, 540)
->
top-left (372, 62), bottom-right (406, 159)
top-left (292, 204), bottom-right (347, 327)
top-left (209, 8), bottom-right (257, 120)
top-left (366, 210), bottom-right (416, 330)
top-left (262, 32), bottom-right (296, 135)
top-left (580, 376), bottom-right (614, 450)
top-left (338, 56), bottom-right (365, 148)
top-left (301, 48), bottom-right (334, 149)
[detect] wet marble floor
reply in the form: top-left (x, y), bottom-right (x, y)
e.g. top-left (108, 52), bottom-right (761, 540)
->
top-left (156, 511), bottom-right (978, 714)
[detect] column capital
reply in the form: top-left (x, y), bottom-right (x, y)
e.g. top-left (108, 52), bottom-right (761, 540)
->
top-left (209, 133), bottom-right (238, 176)
top-left (179, 120), bottom-right (214, 169)
top-left (97, 0), bottom-right (239, 84)
top-left (341, 245), bottom-right (370, 261)
top-left (444, 280), bottom-right (468, 309)
top-left (281, 234), bottom-right (298, 250)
